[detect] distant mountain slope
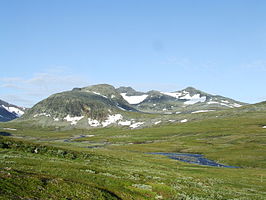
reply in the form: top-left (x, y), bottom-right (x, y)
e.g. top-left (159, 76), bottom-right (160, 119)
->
top-left (118, 86), bottom-right (246, 114)
top-left (0, 99), bottom-right (26, 122)
top-left (17, 84), bottom-right (247, 129)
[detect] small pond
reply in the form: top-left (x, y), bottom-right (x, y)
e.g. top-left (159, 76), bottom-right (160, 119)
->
top-left (149, 152), bottom-right (239, 168)
top-left (0, 132), bottom-right (12, 136)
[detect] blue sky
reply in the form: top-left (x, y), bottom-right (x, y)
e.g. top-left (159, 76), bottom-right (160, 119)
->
top-left (1, 0), bottom-right (266, 107)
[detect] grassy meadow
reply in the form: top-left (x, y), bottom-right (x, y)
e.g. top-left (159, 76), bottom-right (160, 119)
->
top-left (1, 110), bottom-right (266, 199)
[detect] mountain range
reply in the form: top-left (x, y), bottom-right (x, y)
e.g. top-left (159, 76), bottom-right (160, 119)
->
top-left (8, 84), bottom-right (246, 129)
top-left (0, 99), bottom-right (26, 122)
top-left (117, 86), bottom-right (244, 114)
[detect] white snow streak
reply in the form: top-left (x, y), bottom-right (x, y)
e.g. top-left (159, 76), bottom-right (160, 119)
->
top-left (92, 91), bottom-right (107, 98)
top-left (191, 110), bottom-right (215, 114)
top-left (3, 128), bottom-right (17, 131)
top-left (207, 101), bottom-right (220, 105)
top-left (117, 105), bottom-right (126, 111)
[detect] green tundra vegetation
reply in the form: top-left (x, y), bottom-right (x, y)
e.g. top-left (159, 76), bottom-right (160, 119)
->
top-left (1, 105), bottom-right (266, 199)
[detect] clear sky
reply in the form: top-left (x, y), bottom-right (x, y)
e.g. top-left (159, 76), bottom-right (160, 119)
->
top-left (1, 0), bottom-right (266, 107)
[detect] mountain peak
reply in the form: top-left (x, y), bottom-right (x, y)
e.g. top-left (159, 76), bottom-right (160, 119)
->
top-left (182, 86), bottom-right (201, 93)
top-left (81, 84), bottom-right (118, 98)
top-left (184, 86), bottom-right (197, 91)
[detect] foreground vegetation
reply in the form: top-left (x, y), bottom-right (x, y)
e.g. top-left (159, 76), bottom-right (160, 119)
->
top-left (1, 110), bottom-right (266, 199)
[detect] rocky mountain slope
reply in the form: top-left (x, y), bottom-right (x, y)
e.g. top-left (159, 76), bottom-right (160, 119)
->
top-left (118, 86), bottom-right (245, 114)
top-left (0, 99), bottom-right (26, 122)
top-left (17, 84), bottom-right (247, 129)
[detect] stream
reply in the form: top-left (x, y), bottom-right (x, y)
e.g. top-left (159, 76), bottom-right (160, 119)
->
top-left (149, 152), bottom-right (239, 168)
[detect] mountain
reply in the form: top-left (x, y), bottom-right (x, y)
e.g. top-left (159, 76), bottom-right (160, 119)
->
top-left (0, 99), bottom-right (26, 122)
top-left (20, 84), bottom-right (140, 128)
top-left (118, 86), bottom-right (246, 114)
top-left (18, 84), bottom-right (247, 129)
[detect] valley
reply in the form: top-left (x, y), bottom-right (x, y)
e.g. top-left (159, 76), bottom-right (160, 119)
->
top-left (1, 98), bottom-right (266, 199)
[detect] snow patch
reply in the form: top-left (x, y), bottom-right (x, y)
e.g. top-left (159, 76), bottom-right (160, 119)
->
top-left (263, 126), bottom-right (266, 129)
top-left (64, 115), bottom-right (84, 125)
top-left (232, 103), bottom-right (242, 108)
top-left (221, 103), bottom-right (233, 108)
top-left (88, 118), bottom-right (101, 127)
top-left (54, 117), bottom-right (59, 121)
top-left (179, 91), bottom-right (191, 99)
top-left (118, 120), bottom-right (131, 126)
top-left (102, 114), bottom-right (123, 127)
top-left (183, 94), bottom-right (206, 105)
top-left (207, 101), bottom-right (220, 105)
top-left (88, 115), bottom-right (135, 127)
top-left (207, 101), bottom-right (233, 108)
top-left (130, 122), bottom-right (144, 129)
top-left (120, 93), bottom-right (148, 104)
top-left (154, 121), bottom-right (161, 125)
top-left (180, 119), bottom-right (188, 123)
top-left (221, 100), bottom-right (230, 103)
top-left (208, 100), bottom-right (242, 108)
